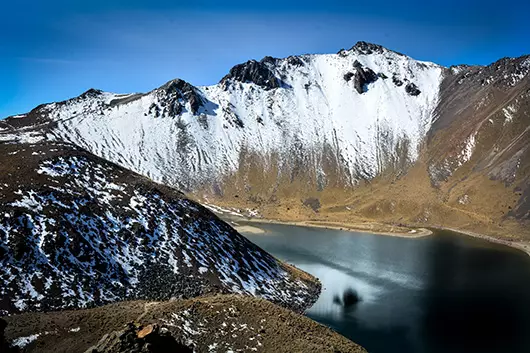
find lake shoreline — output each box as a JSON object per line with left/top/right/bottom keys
{"left": 227, "top": 216, "right": 432, "bottom": 238}
{"left": 227, "top": 216, "right": 530, "bottom": 257}
{"left": 432, "top": 226, "right": 530, "bottom": 257}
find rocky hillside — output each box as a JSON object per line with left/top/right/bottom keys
{"left": 2, "top": 41, "right": 528, "bottom": 239}
{"left": 2, "top": 295, "right": 366, "bottom": 353}
{"left": 0, "top": 139, "right": 320, "bottom": 316}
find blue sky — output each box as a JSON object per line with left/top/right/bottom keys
{"left": 1, "top": 0, "right": 529, "bottom": 118}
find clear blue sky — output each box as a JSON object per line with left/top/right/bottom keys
{"left": 1, "top": 0, "right": 529, "bottom": 118}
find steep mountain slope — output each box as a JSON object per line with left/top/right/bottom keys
{"left": 2, "top": 42, "right": 529, "bottom": 240}
{"left": 0, "top": 139, "right": 319, "bottom": 316}
{"left": 2, "top": 296, "right": 366, "bottom": 353}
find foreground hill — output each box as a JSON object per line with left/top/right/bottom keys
{"left": 2, "top": 41, "right": 528, "bottom": 240}
{"left": 1, "top": 295, "right": 366, "bottom": 353}
{"left": 0, "top": 140, "right": 319, "bottom": 316}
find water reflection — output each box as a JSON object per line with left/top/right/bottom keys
{"left": 242, "top": 224, "right": 530, "bottom": 353}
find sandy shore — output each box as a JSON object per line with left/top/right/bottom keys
{"left": 226, "top": 215, "right": 530, "bottom": 257}
{"left": 233, "top": 224, "right": 266, "bottom": 234}
{"left": 228, "top": 216, "right": 432, "bottom": 238}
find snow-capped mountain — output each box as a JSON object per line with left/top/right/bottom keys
{"left": 2, "top": 42, "right": 529, "bottom": 237}
{"left": 2, "top": 42, "right": 442, "bottom": 191}
{"left": 0, "top": 140, "right": 319, "bottom": 315}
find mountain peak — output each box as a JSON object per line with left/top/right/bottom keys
{"left": 79, "top": 88, "right": 103, "bottom": 99}
{"left": 220, "top": 58, "right": 282, "bottom": 90}
{"left": 345, "top": 41, "right": 405, "bottom": 57}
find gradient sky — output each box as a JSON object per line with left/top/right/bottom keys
{"left": 1, "top": 0, "right": 529, "bottom": 118}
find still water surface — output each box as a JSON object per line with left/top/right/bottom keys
{"left": 241, "top": 223, "right": 530, "bottom": 353}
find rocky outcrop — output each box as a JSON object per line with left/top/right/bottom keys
{"left": 85, "top": 323, "right": 192, "bottom": 353}
{"left": 392, "top": 74, "right": 404, "bottom": 87}
{"left": 221, "top": 59, "right": 281, "bottom": 90}
{"left": 155, "top": 79, "right": 205, "bottom": 115}
{"left": 353, "top": 66, "right": 378, "bottom": 94}
{"left": 1, "top": 319, "right": 19, "bottom": 353}
{"left": 344, "top": 61, "right": 378, "bottom": 94}
{"left": 351, "top": 41, "right": 405, "bottom": 57}
{"left": 405, "top": 82, "right": 421, "bottom": 96}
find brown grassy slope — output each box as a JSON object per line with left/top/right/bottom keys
{"left": 3, "top": 296, "right": 366, "bottom": 353}
{"left": 192, "top": 60, "right": 530, "bottom": 242}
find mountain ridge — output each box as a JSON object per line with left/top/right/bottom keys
{"left": 2, "top": 42, "right": 529, "bottom": 241}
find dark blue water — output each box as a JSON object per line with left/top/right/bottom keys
{"left": 241, "top": 224, "right": 530, "bottom": 353}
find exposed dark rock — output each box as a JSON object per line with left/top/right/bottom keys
{"left": 109, "top": 94, "right": 144, "bottom": 108}
{"left": 350, "top": 41, "right": 385, "bottom": 55}
{"left": 344, "top": 61, "right": 378, "bottom": 93}
{"left": 160, "top": 79, "right": 204, "bottom": 115}
{"left": 222, "top": 103, "right": 244, "bottom": 128}
{"left": 85, "top": 323, "right": 193, "bottom": 353}
{"left": 302, "top": 198, "right": 321, "bottom": 212}
{"left": 260, "top": 56, "right": 278, "bottom": 65}
{"left": 405, "top": 82, "right": 421, "bottom": 96}
{"left": 286, "top": 56, "right": 305, "bottom": 67}
{"left": 350, "top": 41, "right": 405, "bottom": 56}
{"left": 221, "top": 60, "right": 281, "bottom": 90}
{"left": 392, "top": 74, "right": 403, "bottom": 87}
{"left": 352, "top": 67, "right": 378, "bottom": 94}
{"left": 343, "top": 72, "right": 354, "bottom": 82}
{"left": 1, "top": 319, "right": 20, "bottom": 353}
{"left": 79, "top": 89, "right": 104, "bottom": 100}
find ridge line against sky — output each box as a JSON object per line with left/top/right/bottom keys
{"left": 1, "top": 0, "right": 529, "bottom": 118}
